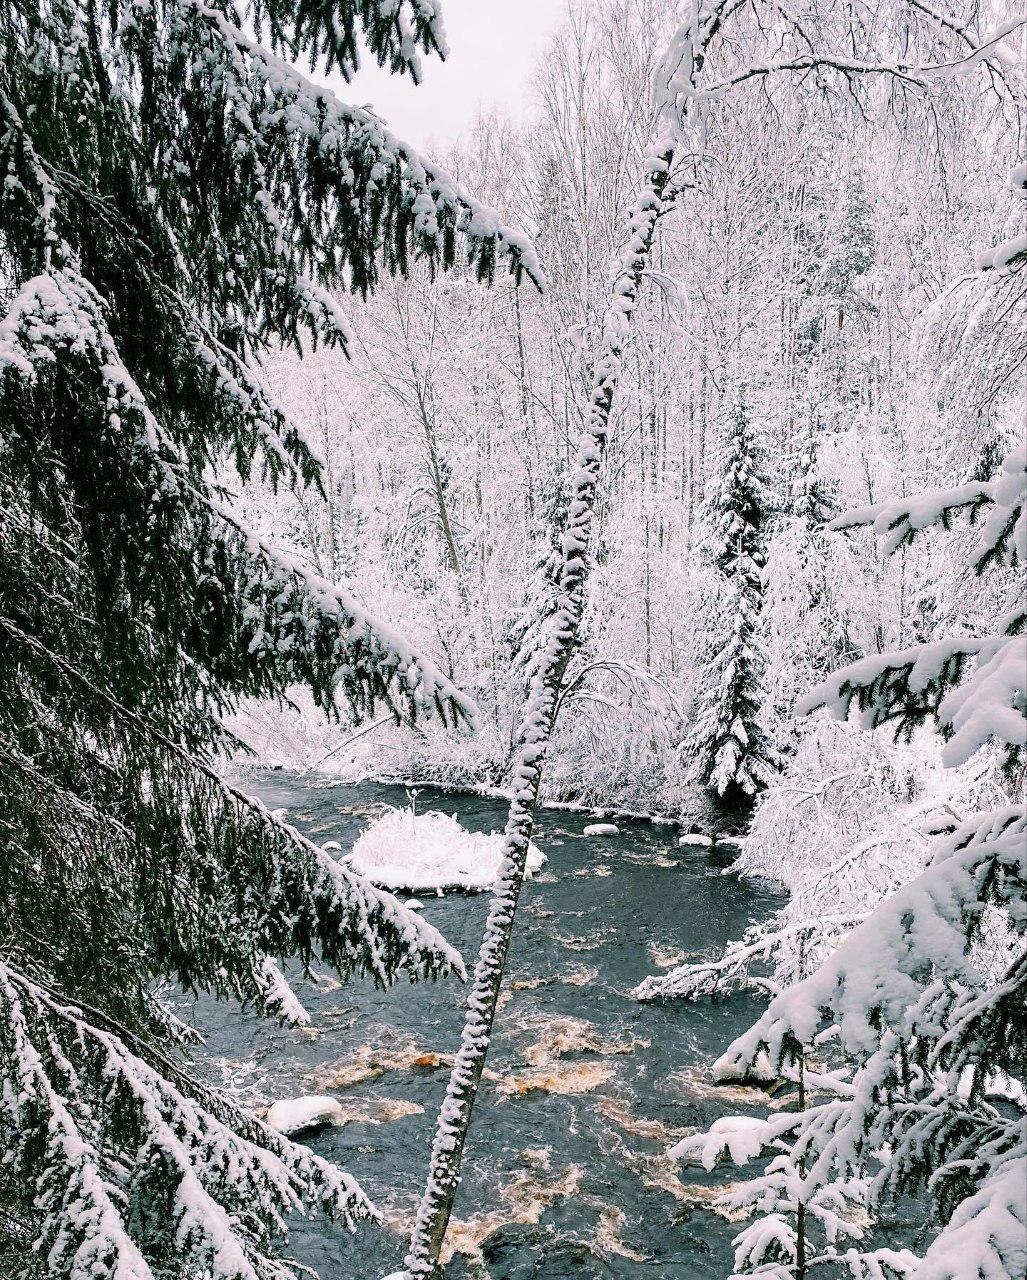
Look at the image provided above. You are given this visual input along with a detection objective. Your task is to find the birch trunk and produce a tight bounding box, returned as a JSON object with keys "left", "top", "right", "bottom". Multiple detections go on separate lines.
{"left": 400, "top": 139, "right": 679, "bottom": 1280}
{"left": 399, "top": 4, "right": 739, "bottom": 1265}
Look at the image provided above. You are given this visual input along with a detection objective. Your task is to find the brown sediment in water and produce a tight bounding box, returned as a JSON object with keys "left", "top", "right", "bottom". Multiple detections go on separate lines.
{"left": 518, "top": 1015, "right": 649, "bottom": 1066}
{"left": 647, "top": 943, "right": 688, "bottom": 968}
{"left": 557, "top": 927, "right": 617, "bottom": 951}
{"left": 498, "top": 1060, "right": 615, "bottom": 1098}
{"left": 509, "top": 964, "right": 599, "bottom": 992}
{"left": 647, "top": 943, "right": 712, "bottom": 969}
{"left": 629, "top": 1151, "right": 749, "bottom": 1222}
{"left": 336, "top": 1096, "right": 424, "bottom": 1124}
{"left": 668, "top": 1065, "right": 781, "bottom": 1106}
{"left": 594, "top": 1204, "right": 650, "bottom": 1261}
{"left": 380, "top": 1158, "right": 585, "bottom": 1270}
{"left": 562, "top": 966, "right": 599, "bottom": 986}
{"left": 595, "top": 1095, "right": 696, "bottom": 1146}
{"left": 588, "top": 1098, "right": 746, "bottom": 1224}
{"left": 494, "top": 1014, "right": 648, "bottom": 1096}
{"left": 304, "top": 1037, "right": 499, "bottom": 1090}
{"left": 615, "top": 847, "right": 675, "bottom": 867}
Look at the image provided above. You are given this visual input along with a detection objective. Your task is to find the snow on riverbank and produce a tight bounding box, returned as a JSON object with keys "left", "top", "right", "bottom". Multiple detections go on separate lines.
{"left": 343, "top": 805, "right": 546, "bottom": 893}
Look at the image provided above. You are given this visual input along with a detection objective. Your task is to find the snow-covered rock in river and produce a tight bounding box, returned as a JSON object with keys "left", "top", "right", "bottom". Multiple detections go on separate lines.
{"left": 346, "top": 805, "right": 546, "bottom": 893}
{"left": 265, "top": 1095, "right": 345, "bottom": 1136}
{"left": 583, "top": 822, "right": 619, "bottom": 837}
{"left": 678, "top": 832, "right": 713, "bottom": 848}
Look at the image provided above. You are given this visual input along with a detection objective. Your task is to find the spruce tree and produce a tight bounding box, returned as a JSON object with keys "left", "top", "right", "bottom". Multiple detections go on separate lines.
{"left": 686, "top": 391, "right": 776, "bottom": 800}
{"left": 664, "top": 196, "right": 1026, "bottom": 1276}
{"left": 674, "top": 438, "right": 1026, "bottom": 1280}
{"left": 0, "top": 2, "right": 540, "bottom": 1276}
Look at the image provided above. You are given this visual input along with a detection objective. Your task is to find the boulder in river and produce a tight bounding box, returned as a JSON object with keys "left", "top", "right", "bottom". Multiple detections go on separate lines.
{"left": 582, "top": 822, "right": 619, "bottom": 836}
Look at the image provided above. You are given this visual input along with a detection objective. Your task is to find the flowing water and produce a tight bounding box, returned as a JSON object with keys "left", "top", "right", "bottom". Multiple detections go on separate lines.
{"left": 190, "top": 774, "right": 784, "bottom": 1280}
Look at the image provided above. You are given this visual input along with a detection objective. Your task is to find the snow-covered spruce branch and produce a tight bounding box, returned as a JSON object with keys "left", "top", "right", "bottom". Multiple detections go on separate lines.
{"left": 248, "top": 0, "right": 449, "bottom": 83}
{"left": 802, "top": 443, "right": 1027, "bottom": 773}
{"left": 1, "top": 2, "right": 543, "bottom": 1275}
{"left": 0, "top": 960, "right": 376, "bottom": 1280}
{"left": 0, "top": 267, "right": 477, "bottom": 727}
{"left": 687, "top": 804, "right": 1026, "bottom": 1276}
{"left": 800, "top": 629, "right": 1026, "bottom": 772}
{"left": 829, "top": 441, "right": 1026, "bottom": 566}
{"left": 1, "top": 617, "right": 464, "bottom": 997}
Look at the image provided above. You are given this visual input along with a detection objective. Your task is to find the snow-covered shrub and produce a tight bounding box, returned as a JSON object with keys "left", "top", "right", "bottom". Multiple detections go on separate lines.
{"left": 637, "top": 716, "right": 1004, "bottom": 1000}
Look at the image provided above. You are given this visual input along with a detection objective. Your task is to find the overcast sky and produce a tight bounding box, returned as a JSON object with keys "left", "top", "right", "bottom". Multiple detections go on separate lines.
{"left": 331, "top": 0, "right": 565, "bottom": 152}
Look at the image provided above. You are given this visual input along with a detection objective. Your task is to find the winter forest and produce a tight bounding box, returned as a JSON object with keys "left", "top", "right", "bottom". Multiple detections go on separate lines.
{"left": 1, "top": 0, "right": 1025, "bottom": 1278}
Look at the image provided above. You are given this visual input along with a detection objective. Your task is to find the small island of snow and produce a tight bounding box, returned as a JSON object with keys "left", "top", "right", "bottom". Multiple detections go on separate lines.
{"left": 344, "top": 805, "right": 546, "bottom": 894}
{"left": 265, "top": 1095, "right": 345, "bottom": 1136}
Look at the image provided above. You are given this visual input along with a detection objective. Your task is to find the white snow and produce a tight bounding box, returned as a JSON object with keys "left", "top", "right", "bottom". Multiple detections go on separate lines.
{"left": 265, "top": 1095, "right": 346, "bottom": 1136}
{"left": 678, "top": 833, "right": 713, "bottom": 847}
{"left": 712, "top": 1048, "right": 776, "bottom": 1084}
{"left": 345, "top": 806, "right": 546, "bottom": 893}
{"left": 583, "top": 822, "right": 620, "bottom": 836}
{"left": 669, "top": 1114, "right": 779, "bottom": 1167}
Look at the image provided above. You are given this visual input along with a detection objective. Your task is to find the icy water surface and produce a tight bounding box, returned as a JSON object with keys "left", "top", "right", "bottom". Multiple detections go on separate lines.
{"left": 191, "top": 774, "right": 784, "bottom": 1279}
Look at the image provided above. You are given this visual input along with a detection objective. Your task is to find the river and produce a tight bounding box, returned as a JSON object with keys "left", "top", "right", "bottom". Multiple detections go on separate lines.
{"left": 190, "top": 773, "right": 784, "bottom": 1279}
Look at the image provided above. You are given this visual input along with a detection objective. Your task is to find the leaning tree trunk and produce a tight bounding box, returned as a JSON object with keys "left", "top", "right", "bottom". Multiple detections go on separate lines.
{"left": 400, "top": 134, "right": 681, "bottom": 1279}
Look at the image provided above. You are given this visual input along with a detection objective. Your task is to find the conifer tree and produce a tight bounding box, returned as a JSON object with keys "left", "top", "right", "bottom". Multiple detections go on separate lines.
{"left": 686, "top": 390, "right": 777, "bottom": 799}
{"left": 0, "top": 2, "right": 540, "bottom": 1276}
{"left": 665, "top": 192, "right": 1026, "bottom": 1279}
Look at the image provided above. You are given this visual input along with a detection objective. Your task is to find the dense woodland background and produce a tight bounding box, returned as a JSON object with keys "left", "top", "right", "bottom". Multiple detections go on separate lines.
{"left": 233, "top": 0, "right": 1022, "bottom": 828}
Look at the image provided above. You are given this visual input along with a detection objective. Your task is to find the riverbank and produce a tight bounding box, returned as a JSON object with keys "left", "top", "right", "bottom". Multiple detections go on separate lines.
{"left": 229, "top": 763, "right": 750, "bottom": 847}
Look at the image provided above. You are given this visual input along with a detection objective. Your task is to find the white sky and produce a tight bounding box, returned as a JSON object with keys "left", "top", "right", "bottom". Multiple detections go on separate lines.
{"left": 330, "top": 0, "right": 565, "bottom": 152}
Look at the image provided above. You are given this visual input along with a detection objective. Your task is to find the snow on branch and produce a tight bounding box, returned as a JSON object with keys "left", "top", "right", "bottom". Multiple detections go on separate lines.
{"left": 799, "top": 631, "right": 1026, "bottom": 772}
{"left": 915, "top": 1155, "right": 1027, "bottom": 1280}
{"left": 655, "top": 0, "right": 1023, "bottom": 129}
{"left": 802, "top": 445, "right": 1026, "bottom": 772}
{"left": 160, "top": 0, "right": 542, "bottom": 292}
{"left": 1, "top": 618, "right": 466, "bottom": 996}
{"left": 633, "top": 913, "right": 865, "bottom": 1002}
{"left": 250, "top": 0, "right": 449, "bottom": 84}
{"left": 718, "top": 805, "right": 1025, "bottom": 1072}
{"left": 828, "top": 442, "right": 1026, "bottom": 566}
{"left": 0, "top": 268, "right": 478, "bottom": 727}
{"left": 0, "top": 961, "right": 376, "bottom": 1280}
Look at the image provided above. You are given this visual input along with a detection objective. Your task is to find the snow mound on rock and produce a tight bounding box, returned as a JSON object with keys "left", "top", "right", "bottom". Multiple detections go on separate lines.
{"left": 265, "top": 1095, "right": 345, "bottom": 1135}
{"left": 583, "top": 822, "right": 619, "bottom": 836}
{"left": 346, "top": 806, "right": 546, "bottom": 893}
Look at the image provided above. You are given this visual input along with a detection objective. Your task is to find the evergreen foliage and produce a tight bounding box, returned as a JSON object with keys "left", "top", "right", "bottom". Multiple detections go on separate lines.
{"left": 686, "top": 391, "right": 777, "bottom": 798}
{"left": 0, "top": 1, "right": 540, "bottom": 1275}
{"left": 665, "top": 355, "right": 1026, "bottom": 1276}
